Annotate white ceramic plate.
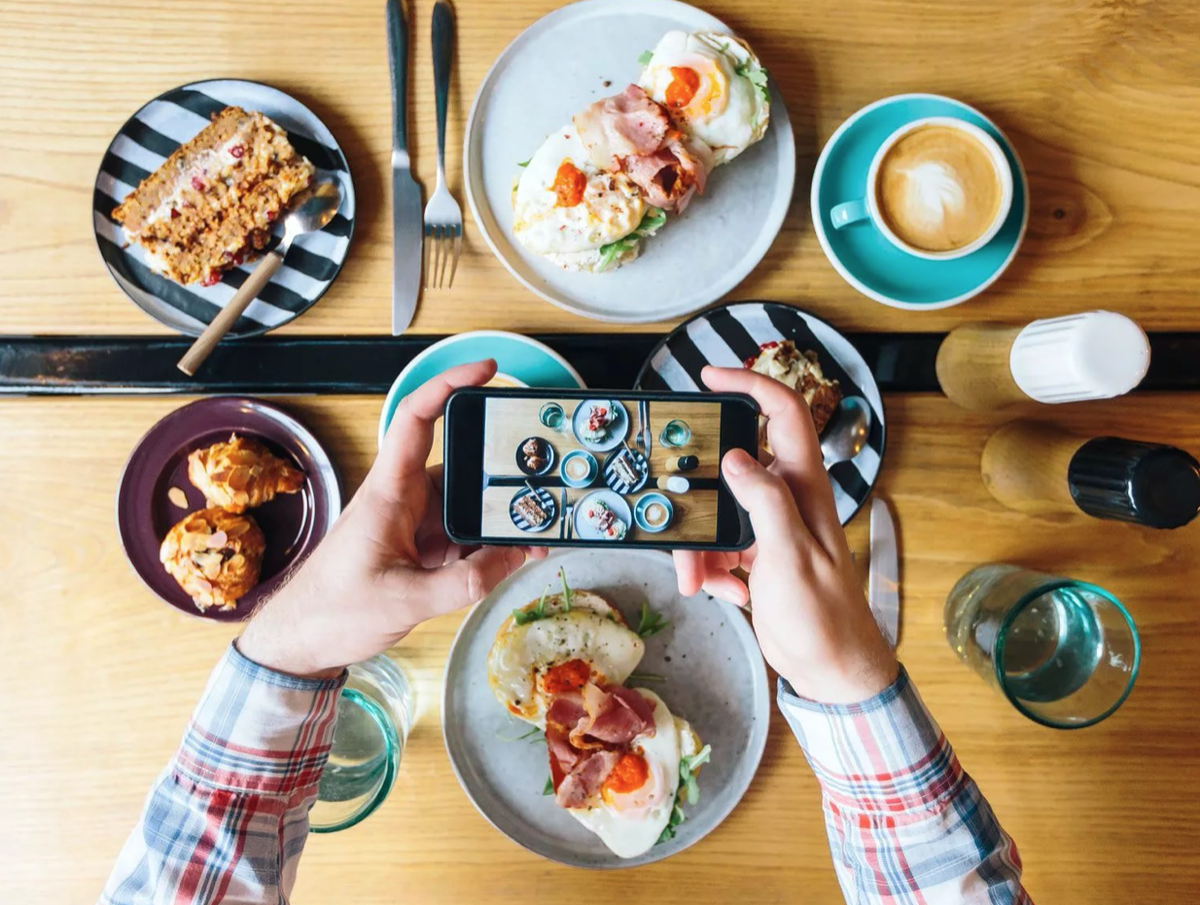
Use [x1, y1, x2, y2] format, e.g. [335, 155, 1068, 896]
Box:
[570, 398, 628, 452]
[442, 549, 770, 868]
[463, 0, 796, 323]
[572, 489, 634, 541]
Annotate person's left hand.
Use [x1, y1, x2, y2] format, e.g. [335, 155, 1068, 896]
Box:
[239, 359, 544, 677]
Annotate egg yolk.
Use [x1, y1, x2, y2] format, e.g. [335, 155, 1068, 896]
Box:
[603, 752, 650, 794]
[551, 161, 587, 207]
[665, 66, 701, 108]
[542, 658, 591, 694]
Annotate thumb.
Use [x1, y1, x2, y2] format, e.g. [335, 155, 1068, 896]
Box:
[406, 545, 529, 622]
[720, 448, 813, 556]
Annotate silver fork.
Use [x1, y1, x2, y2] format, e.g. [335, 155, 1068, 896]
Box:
[423, 0, 462, 289]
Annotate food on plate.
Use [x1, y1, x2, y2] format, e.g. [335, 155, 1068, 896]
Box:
[486, 572, 710, 857]
[512, 491, 548, 526]
[159, 507, 265, 611]
[188, 434, 305, 514]
[638, 31, 770, 166]
[511, 31, 769, 273]
[745, 340, 842, 435]
[487, 580, 643, 725]
[610, 451, 641, 487]
[167, 486, 189, 509]
[585, 499, 628, 540]
[112, 106, 315, 286]
[580, 401, 618, 443]
[522, 437, 547, 472]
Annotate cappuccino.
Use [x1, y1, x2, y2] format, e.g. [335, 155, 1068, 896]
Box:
[876, 125, 1001, 252]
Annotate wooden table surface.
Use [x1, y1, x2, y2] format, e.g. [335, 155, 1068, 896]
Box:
[3, 1, 1200, 903]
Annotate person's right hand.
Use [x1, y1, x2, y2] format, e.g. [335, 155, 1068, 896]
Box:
[673, 367, 898, 704]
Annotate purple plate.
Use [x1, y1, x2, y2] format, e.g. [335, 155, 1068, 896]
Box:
[117, 397, 341, 622]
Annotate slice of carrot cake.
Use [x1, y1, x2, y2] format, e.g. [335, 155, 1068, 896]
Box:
[112, 106, 314, 286]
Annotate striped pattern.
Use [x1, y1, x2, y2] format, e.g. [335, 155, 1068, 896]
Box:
[93, 79, 355, 337]
[637, 302, 886, 525]
[99, 643, 345, 905]
[604, 447, 649, 494]
[779, 668, 1032, 904]
[510, 486, 556, 532]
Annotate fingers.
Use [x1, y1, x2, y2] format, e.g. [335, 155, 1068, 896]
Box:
[701, 570, 749, 607]
[720, 447, 814, 560]
[374, 359, 498, 490]
[409, 545, 528, 622]
[673, 550, 706, 596]
[702, 365, 844, 558]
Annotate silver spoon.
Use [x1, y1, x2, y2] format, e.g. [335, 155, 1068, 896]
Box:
[821, 396, 872, 467]
[177, 181, 343, 376]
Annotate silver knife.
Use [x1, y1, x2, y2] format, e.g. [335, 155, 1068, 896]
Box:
[559, 487, 568, 539]
[386, 0, 423, 334]
[868, 497, 900, 648]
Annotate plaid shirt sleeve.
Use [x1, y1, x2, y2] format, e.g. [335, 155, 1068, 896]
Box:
[98, 643, 345, 905]
[778, 666, 1032, 905]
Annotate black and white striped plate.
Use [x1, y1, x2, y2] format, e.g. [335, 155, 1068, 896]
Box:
[93, 79, 356, 338]
[636, 302, 886, 525]
[509, 486, 557, 533]
[604, 447, 649, 495]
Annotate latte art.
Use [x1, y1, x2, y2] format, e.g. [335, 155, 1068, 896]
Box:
[876, 125, 1002, 252]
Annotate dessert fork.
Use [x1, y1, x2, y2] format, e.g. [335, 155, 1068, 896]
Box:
[424, 0, 462, 289]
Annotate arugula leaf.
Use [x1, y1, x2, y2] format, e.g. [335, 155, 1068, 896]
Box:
[543, 776, 554, 796]
[683, 744, 712, 775]
[735, 62, 770, 103]
[596, 208, 666, 272]
[512, 585, 552, 625]
[635, 601, 669, 638]
[637, 49, 654, 65]
[657, 803, 686, 844]
[559, 567, 572, 612]
[517, 158, 531, 167]
[656, 744, 713, 843]
[628, 672, 667, 683]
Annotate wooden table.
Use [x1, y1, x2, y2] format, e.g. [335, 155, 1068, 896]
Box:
[3, 1, 1200, 903]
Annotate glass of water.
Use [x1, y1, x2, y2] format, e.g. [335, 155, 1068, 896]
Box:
[659, 419, 691, 448]
[309, 654, 414, 833]
[944, 564, 1139, 729]
[539, 402, 566, 432]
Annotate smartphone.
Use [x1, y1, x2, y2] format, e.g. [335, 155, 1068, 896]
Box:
[443, 388, 759, 550]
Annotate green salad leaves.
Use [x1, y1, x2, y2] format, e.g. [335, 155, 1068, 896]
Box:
[597, 206, 667, 272]
[735, 61, 770, 103]
[657, 743, 712, 844]
[634, 601, 670, 639]
[510, 568, 574, 625]
[637, 49, 654, 65]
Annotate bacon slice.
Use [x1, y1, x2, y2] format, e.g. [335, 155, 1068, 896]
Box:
[569, 683, 655, 749]
[555, 749, 621, 809]
[623, 133, 714, 213]
[573, 85, 670, 171]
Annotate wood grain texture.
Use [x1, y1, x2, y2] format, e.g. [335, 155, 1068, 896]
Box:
[3, 393, 1200, 903]
[2, 0, 1199, 336]
[3, 1, 1200, 903]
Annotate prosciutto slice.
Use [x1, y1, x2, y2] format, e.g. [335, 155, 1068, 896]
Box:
[623, 133, 715, 213]
[573, 85, 670, 171]
[545, 683, 656, 808]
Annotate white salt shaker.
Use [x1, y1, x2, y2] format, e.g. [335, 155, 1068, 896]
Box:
[1009, 311, 1151, 403]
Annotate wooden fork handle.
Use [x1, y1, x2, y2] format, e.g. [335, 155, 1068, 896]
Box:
[177, 251, 284, 376]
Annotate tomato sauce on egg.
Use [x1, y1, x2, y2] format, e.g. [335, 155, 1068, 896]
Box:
[542, 658, 592, 694]
[603, 752, 650, 794]
[551, 161, 587, 207]
[665, 66, 701, 108]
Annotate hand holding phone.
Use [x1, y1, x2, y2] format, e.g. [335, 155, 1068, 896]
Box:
[443, 388, 760, 550]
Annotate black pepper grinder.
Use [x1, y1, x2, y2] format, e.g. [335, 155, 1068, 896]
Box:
[981, 422, 1200, 529]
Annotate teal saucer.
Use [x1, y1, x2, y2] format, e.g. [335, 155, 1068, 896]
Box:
[811, 93, 1028, 309]
[378, 331, 586, 448]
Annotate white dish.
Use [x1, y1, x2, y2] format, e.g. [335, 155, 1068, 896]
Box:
[442, 549, 770, 868]
[573, 489, 634, 541]
[463, 0, 796, 324]
[570, 399, 629, 452]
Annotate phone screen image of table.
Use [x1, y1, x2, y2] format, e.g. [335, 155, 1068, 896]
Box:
[480, 396, 726, 544]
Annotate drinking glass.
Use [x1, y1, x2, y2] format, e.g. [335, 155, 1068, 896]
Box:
[659, 419, 691, 448]
[538, 402, 565, 432]
[944, 564, 1139, 729]
[309, 654, 414, 832]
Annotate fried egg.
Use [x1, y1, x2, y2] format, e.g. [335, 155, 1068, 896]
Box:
[569, 690, 699, 858]
[512, 123, 646, 266]
[486, 591, 644, 726]
[638, 31, 770, 165]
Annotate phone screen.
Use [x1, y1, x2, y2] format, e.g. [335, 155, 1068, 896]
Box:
[443, 389, 757, 550]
